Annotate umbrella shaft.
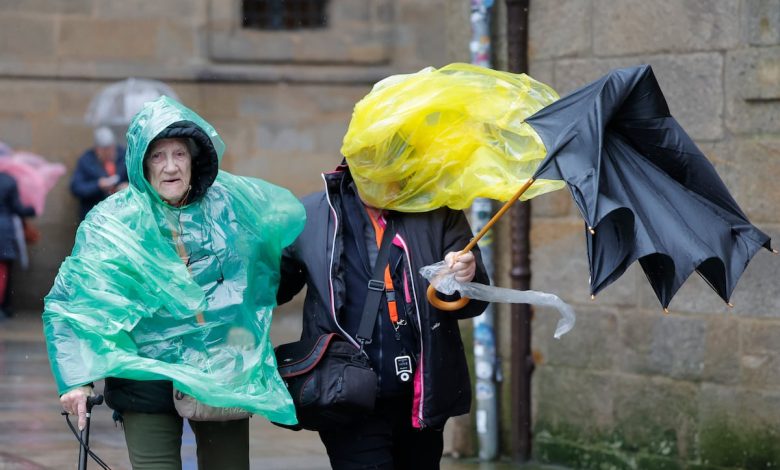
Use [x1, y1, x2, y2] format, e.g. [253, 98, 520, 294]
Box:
[461, 178, 534, 254]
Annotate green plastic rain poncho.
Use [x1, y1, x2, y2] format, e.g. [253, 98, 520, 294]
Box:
[43, 97, 305, 425]
[341, 63, 566, 212]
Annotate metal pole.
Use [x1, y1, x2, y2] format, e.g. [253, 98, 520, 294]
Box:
[469, 0, 500, 461]
[505, 0, 534, 462]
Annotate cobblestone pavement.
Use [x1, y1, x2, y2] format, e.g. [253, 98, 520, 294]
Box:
[0, 310, 560, 469]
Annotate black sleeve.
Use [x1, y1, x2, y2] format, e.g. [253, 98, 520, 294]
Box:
[276, 244, 307, 305]
[440, 208, 490, 320]
[70, 154, 103, 199]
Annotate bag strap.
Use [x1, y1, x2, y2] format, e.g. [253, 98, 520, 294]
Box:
[355, 223, 396, 347]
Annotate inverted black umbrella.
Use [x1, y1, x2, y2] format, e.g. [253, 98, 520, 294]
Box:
[428, 64, 773, 311]
[525, 64, 772, 309]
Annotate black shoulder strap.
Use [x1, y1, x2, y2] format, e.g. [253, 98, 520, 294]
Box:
[355, 224, 396, 346]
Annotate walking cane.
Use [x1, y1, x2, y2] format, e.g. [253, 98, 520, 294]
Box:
[63, 394, 110, 470]
[78, 394, 103, 470]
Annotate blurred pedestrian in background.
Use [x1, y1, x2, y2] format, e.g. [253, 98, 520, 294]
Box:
[70, 126, 128, 220]
[0, 171, 35, 319]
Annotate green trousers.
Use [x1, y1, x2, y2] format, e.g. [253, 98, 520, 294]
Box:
[122, 412, 249, 470]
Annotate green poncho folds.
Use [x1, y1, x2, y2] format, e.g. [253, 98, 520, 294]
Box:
[43, 97, 305, 425]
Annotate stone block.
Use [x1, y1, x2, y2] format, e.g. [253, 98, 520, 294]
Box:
[528, 0, 591, 60]
[532, 303, 618, 371]
[58, 18, 158, 60]
[196, 86, 243, 119]
[0, 0, 92, 14]
[0, 81, 56, 116]
[740, 321, 780, 387]
[0, 117, 33, 149]
[728, 46, 780, 101]
[744, 0, 780, 46]
[443, 0, 469, 64]
[95, 0, 203, 21]
[700, 316, 741, 385]
[208, 20, 391, 64]
[234, 148, 331, 197]
[156, 20, 197, 64]
[717, 137, 780, 224]
[593, 0, 739, 56]
[210, 30, 296, 62]
[527, 60, 555, 89]
[55, 83, 97, 121]
[531, 190, 573, 218]
[619, 310, 740, 384]
[207, 0, 236, 25]
[297, 31, 352, 63]
[255, 125, 315, 153]
[532, 367, 615, 438]
[0, 16, 56, 59]
[329, 0, 373, 24]
[398, 5, 448, 66]
[697, 384, 780, 466]
[299, 86, 369, 114]
[725, 47, 780, 134]
[555, 54, 724, 141]
[612, 375, 698, 459]
[311, 119, 351, 155]
[618, 312, 708, 381]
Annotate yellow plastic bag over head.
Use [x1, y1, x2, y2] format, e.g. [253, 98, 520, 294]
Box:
[341, 63, 565, 212]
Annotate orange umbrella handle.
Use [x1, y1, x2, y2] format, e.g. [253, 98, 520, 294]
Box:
[426, 178, 535, 311]
[426, 284, 471, 311]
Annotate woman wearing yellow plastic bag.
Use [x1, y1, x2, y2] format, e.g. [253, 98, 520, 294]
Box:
[44, 96, 304, 469]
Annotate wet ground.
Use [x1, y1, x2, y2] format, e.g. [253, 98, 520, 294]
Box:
[0, 311, 559, 469]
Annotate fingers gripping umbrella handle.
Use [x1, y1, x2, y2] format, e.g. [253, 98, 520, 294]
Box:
[427, 178, 535, 311]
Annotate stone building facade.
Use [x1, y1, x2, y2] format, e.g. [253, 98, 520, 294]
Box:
[492, 1, 780, 467]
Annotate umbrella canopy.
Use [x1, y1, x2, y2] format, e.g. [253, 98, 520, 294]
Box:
[0, 147, 66, 216]
[527, 64, 773, 308]
[84, 78, 179, 127]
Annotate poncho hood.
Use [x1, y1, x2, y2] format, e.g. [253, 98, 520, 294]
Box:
[126, 97, 221, 204]
[43, 97, 305, 425]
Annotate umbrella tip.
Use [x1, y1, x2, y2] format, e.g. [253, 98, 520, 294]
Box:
[588, 226, 595, 235]
[727, 302, 734, 308]
[663, 307, 669, 314]
[773, 249, 778, 254]
[590, 294, 595, 301]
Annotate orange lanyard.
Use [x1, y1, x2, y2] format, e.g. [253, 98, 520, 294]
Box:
[365, 207, 399, 325]
[103, 160, 116, 177]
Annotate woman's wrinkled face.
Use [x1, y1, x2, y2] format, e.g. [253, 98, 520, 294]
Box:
[145, 138, 192, 205]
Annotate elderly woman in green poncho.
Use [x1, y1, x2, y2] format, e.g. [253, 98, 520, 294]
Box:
[44, 97, 304, 469]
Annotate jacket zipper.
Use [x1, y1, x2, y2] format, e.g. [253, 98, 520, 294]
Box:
[394, 234, 426, 428]
[322, 173, 360, 348]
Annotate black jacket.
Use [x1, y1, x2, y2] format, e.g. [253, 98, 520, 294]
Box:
[69, 146, 128, 220]
[277, 166, 489, 429]
[0, 173, 34, 261]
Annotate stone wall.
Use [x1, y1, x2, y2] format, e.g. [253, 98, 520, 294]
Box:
[515, 0, 780, 467]
[0, 0, 462, 310]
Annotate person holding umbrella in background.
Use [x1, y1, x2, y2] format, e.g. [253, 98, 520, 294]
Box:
[70, 126, 128, 220]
